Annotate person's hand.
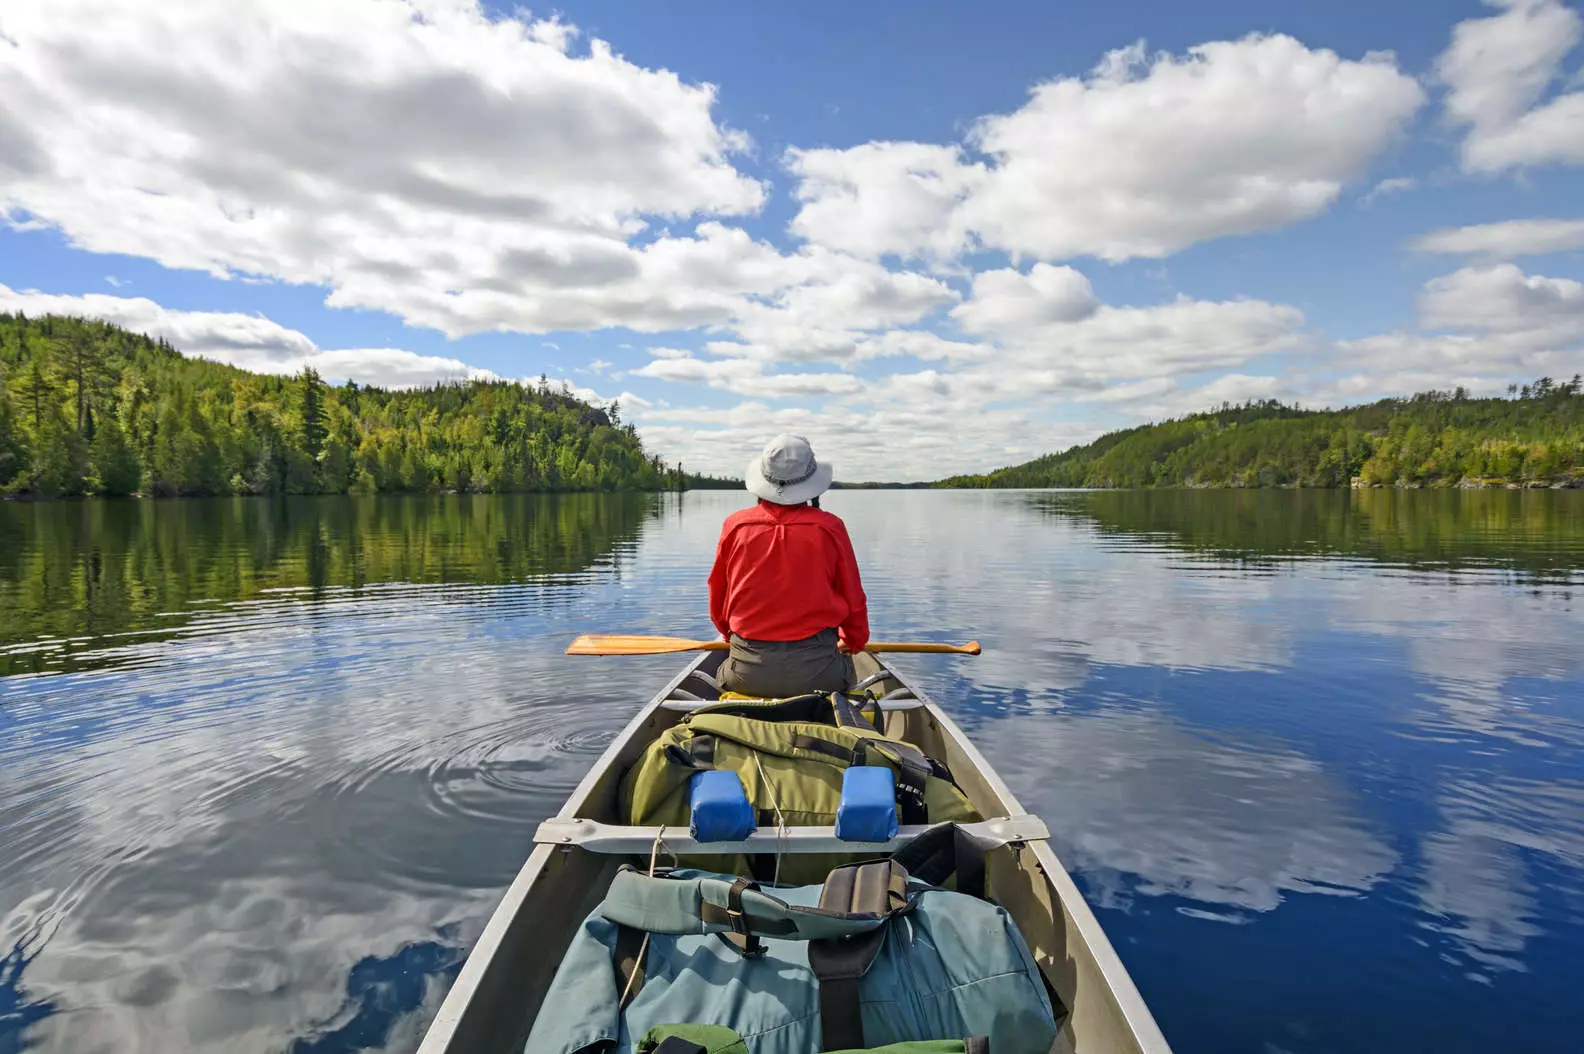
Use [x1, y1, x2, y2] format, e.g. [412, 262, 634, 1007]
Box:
[836, 640, 854, 655]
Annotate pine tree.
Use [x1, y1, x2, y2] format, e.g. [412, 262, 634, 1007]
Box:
[299, 367, 327, 459]
[13, 355, 54, 430]
[61, 328, 100, 434]
[28, 407, 88, 497]
[89, 412, 141, 496]
[0, 366, 26, 488]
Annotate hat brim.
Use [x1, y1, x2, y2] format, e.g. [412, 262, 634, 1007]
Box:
[745, 455, 834, 504]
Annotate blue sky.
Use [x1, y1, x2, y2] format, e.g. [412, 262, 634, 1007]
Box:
[2, 0, 1582, 479]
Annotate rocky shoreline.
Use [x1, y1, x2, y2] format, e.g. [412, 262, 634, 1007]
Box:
[1349, 476, 1584, 490]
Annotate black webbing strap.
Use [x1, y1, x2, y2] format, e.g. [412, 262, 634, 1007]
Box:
[664, 734, 717, 770]
[810, 931, 880, 1051]
[791, 733, 939, 826]
[806, 860, 909, 1051]
[854, 739, 933, 825]
[613, 923, 647, 1010]
[719, 877, 764, 957]
[696, 902, 799, 936]
[830, 692, 879, 732]
[892, 823, 987, 899]
[963, 1036, 990, 1054]
[792, 734, 857, 764]
[650, 1038, 708, 1054]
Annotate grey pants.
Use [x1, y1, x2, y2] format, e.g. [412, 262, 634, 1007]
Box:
[718, 628, 856, 698]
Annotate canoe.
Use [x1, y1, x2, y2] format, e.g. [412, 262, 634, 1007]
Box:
[416, 651, 1173, 1054]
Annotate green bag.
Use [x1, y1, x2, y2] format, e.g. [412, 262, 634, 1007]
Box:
[619, 693, 980, 884]
[637, 1023, 988, 1054]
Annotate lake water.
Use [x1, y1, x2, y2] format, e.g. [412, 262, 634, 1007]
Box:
[3, 490, 1582, 1054]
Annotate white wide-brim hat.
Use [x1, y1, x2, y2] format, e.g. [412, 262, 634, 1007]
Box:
[745, 433, 834, 505]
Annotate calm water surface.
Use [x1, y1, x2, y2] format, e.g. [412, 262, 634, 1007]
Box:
[2, 490, 1582, 1053]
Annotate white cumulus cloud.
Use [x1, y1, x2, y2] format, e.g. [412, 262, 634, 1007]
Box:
[1437, 0, 1584, 172]
[1411, 217, 1584, 257]
[787, 34, 1425, 264]
[1338, 263, 1584, 388]
[0, 0, 768, 337]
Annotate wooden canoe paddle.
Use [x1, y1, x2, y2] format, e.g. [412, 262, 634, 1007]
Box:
[566, 634, 981, 656]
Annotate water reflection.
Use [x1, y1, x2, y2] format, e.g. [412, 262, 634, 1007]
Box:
[0, 923, 57, 1047]
[291, 937, 465, 1054]
[2, 490, 1582, 1054]
[972, 709, 1397, 918]
[1418, 776, 1584, 976]
[1, 495, 672, 1053]
[0, 493, 659, 676]
[1030, 488, 1584, 580]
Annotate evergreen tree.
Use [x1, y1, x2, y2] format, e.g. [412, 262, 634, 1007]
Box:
[89, 412, 141, 496]
[0, 366, 25, 488]
[299, 367, 327, 459]
[28, 407, 88, 498]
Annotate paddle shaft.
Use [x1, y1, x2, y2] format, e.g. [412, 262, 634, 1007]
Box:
[565, 634, 980, 656]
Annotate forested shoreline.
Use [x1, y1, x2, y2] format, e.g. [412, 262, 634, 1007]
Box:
[0, 313, 681, 498]
[939, 381, 1584, 490]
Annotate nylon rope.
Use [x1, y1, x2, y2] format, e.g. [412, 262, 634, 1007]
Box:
[620, 824, 673, 1010]
[751, 750, 788, 886]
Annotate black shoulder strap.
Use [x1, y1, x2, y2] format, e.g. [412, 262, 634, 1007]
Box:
[809, 928, 883, 1051]
[963, 1036, 990, 1054]
[651, 1038, 709, 1054]
[893, 823, 987, 899]
[663, 734, 717, 770]
[613, 923, 648, 1010]
[830, 692, 879, 732]
[854, 739, 935, 825]
[806, 860, 909, 1051]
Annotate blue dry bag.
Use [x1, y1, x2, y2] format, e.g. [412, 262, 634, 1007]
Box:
[688, 770, 755, 842]
[835, 766, 899, 843]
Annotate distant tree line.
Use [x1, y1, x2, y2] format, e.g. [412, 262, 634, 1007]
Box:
[0, 313, 696, 498]
[938, 381, 1584, 489]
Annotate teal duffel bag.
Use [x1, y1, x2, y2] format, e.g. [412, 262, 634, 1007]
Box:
[634, 1023, 989, 1054]
[523, 827, 1057, 1054]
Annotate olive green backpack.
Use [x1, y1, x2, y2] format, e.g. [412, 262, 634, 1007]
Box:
[619, 693, 980, 884]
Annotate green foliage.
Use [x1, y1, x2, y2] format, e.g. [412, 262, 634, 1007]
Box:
[940, 383, 1584, 489]
[0, 313, 675, 499]
[0, 366, 25, 488]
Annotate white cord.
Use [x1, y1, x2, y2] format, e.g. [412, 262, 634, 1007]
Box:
[620, 825, 670, 1010]
[752, 751, 788, 886]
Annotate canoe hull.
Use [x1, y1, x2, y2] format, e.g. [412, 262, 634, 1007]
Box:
[417, 652, 1171, 1054]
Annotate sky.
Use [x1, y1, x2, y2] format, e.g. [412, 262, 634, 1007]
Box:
[1, 0, 1582, 481]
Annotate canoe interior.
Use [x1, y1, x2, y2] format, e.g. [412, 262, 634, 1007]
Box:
[417, 652, 1170, 1054]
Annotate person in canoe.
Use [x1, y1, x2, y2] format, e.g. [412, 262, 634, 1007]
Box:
[708, 433, 870, 698]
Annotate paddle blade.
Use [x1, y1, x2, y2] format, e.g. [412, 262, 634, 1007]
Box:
[565, 634, 728, 656]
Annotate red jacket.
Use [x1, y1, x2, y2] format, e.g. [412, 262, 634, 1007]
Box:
[708, 501, 870, 651]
